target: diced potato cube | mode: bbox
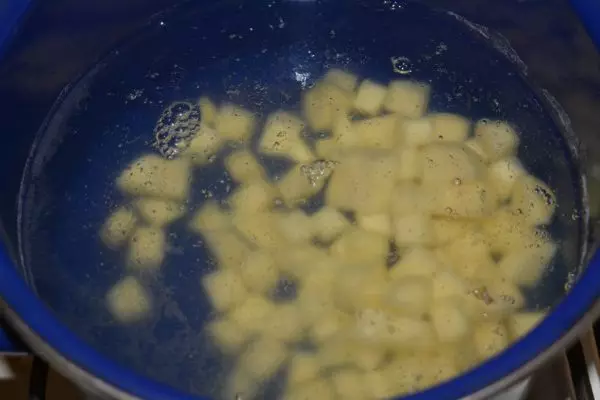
[277,164,326,206]
[106,276,151,322]
[117,154,190,201]
[207,317,249,354]
[428,181,496,218]
[431,218,473,245]
[356,213,392,236]
[401,118,434,147]
[487,157,526,202]
[354,79,387,115]
[474,119,519,161]
[431,269,471,300]
[100,207,137,249]
[311,207,350,241]
[224,368,259,400]
[326,152,396,214]
[303,82,353,132]
[464,138,490,163]
[355,308,434,347]
[239,250,279,294]
[467,274,525,317]
[351,345,386,371]
[275,245,329,280]
[230,295,274,332]
[386,276,432,316]
[330,228,389,265]
[288,353,321,386]
[497,239,556,287]
[481,208,546,254]
[278,210,314,243]
[334,265,387,311]
[389,247,439,280]
[420,143,483,187]
[438,232,494,279]
[394,214,434,246]
[429,113,470,142]
[202,268,247,312]
[315,138,345,161]
[189,201,231,234]
[395,147,423,181]
[233,212,281,248]
[127,226,166,271]
[259,111,314,163]
[384,353,459,392]
[510,175,556,225]
[134,198,184,227]
[473,320,509,359]
[324,68,359,92]
[383,80,430,117]
[352,114,400,149]
[310,310,352,343]
[391,181,426,217]
[317,339,355,369]
[285,378,336,400]
[239,338,288,381]
[430,300,470,342]
[215,103,256,142]
[296,268,338,323]
[184,124,222,165]
[228,180,277,214]
[332,369,369,400]
[198,96,218,127]
[202,230,251,269]
[506,311,546,339]
[260,303,304,343]
[364,370,401,399]
[224,149,266,183]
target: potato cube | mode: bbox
[311,207,350,241]
[239,250,279,294]
[224,368,259,400]
[464,138,490,163]
[207,317,249,354]
[474,320,509,359]
[506,311,546,339]
[354,79,387,115]
[230,295,274,332]
[127,226,166,271]
[510,175,556,225]
[420,143,482,187]
[198,96,218,127]
[428,181,496,218]
[189,201,231,234]
[364,370,401,399]
[134,198,184,227]
[356,213,392,236]
[260,303,304,343]
[233,212,281,248]
[395,147,423,181]
[324,68,359,92]
[386,276,432,316]
[326,152,396,214]
[296,268,338,323]
[466,274,525,317]
[310,309,352,343]
[202,230,251,269]
[317,339,356,369]
[401,118,434,147]
[474,119,519,161]
[334,265,387,311]
[315,138,345,161]
[351,345,386,371]
[332,369,369,400]
[215,103,256,142]
[278,210,314,243]
[184,124,222,165]
[431,270,471,300]
[383,80,430,117]
[439,232,494,279]
[106,276,151,322]
[239,338,288,381]
[429,113,470,142]
[430,300,470,342]
[497,239,556,286]
[100,207,137,249]
[352,114,400,149]
[391,181,426,217]
[330,228,389,265]
[389,247,439,280]
[481,208,545,254]
[394,214,434,246]
[384,353,458,392]
[202,269,247,312]
[285,378,336,400]
[355,308,434,347]
[277,164,326,206]
[228,180,277,214]
[259,111,314,162]
[224,149,266,183]
[117,154,190,201]
[275,245,329,280]
[487,157,526,202]
[288,353,320,387]
[431,218,473,245]
[303,82,353,132]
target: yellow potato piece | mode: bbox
[183,124,222,165]
[438,232,494,279]
[352,114,400,149]
[233,212,282,248]
[201,268,247,312]
[127,226,166,271]
[202,230,251,269]
[473,320,510,360]
[355,308,435,348]
[487,157,526,201]
[431,218,474,245]
[391,181,427,217]
[285,378,336,400]
[401,117,434,147]
[394,213,435,246]
[277,209,314,243]
[259,110,315,162]
[395,147,423,181]
[310,309,352,343]
[506,311,546,339]
[330,228,389,266]
[277,164,326,206]
[134,198,184,227]
[389,247,439,280]
[481,207,549,254]
[420,143,483,187]
[332,369,370,400]
[428,113,470,142]
[228,180,278,214]
[260,303,304,343]
[189,201,231,235]
[106,276,151,322]
[117,154,191,201]
[428,181,496,218]
[288,353,321,387]
[311,207,350,241]
[238,338,288,381]
[206,317,249,354]
[430,299,470,343]
[198,96,218,127]
[510,174,556,225]
[224,149,266,183]
[474,119,519,161]
[100,207,137,249]
[229,295,275,332]
[324,68,359,92]
[215,103,256,142]
[356,213,393,236]
[334,265,387,311]
[383,80,430,118]
[386,276,432,317]
[464,138,490,163]
[497,239,556,287]
[303,82,353,132]
[354,79,387,115]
